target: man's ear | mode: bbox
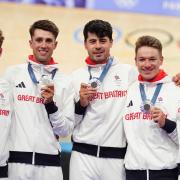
[84,41,87,50]
[135,57,137,66]
[54,41,58,49]
[0,48,2,57]
[160,56,164,65]
[29,40,33,49]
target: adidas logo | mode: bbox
[127,100,133,107]
[16,82,26,88]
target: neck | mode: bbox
[85,56,108,65]
[28,55,56,65]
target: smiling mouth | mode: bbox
[94,51,104,56]
[143,70,154,74]
[39,51,48,56]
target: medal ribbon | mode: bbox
[28,63,57,84]
[88,57,113,81]
[139,83,163,106]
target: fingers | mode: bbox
[79,83,97,107]
[172,73,180,86]
[80,83,89,89]
[41,85,54,104]
[151,107,166,127]
[41,84,54,93]
[80,83,97,96]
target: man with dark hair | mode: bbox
[70,19,137,180]
[0,29,12,180]
[123,35,179,180]
[3,20,74,180]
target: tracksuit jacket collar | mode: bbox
[85,56,117,68]
[27,55,59,73]
[138,69,171,84]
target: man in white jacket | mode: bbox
[3,20,74,180]
[123,35,179,180]
[70,19,138,180]
[0,29,12,180]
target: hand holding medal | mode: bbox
[39,75,54,104]
[89,77,101,89]
[40,84,54,104]
[142,100,152,112]
[39,74,53,88]
[79,83,97,107]
[140,83,163,113]
[151,107,167,127]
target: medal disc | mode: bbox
[89,78,100,89]
[144,103,151,112]
[91,81,98,88]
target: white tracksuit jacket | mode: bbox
[71,58,137,147]
[123,75,179,170]
[0,79,11,167]
[3,58,74,157]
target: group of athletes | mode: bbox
[0,19,180,180]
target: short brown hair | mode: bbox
[29,20,59,39]
[135,35,162,56]
[0,29,4,48]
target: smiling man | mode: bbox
[3,20,75,180]
[70,19,137,180]
[123,35,180,180]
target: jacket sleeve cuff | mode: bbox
[45,101,58,114]
[75,100,87,115]
[162,118,176,133]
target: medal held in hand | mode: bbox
[39,74,53,88]
[143,100,151,112]
[88,57,113,89]
[139,83,163,113]
[89,77,101,89]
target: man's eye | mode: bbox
[36,38,43,42]
[46,39,53,43]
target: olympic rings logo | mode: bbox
[125,28,173,47]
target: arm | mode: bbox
[151,107,178,144]
[74,83,96,126]
[42,82,75,137]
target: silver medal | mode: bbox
[38,74,54,93]
[89,78,101,89]
[39,75,53,87]
[143,100,152,112]
[143,103,151,112]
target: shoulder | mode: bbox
[5,63,27,74]
[3,64,27,82]
[128,80,139,91]
[69,66,88,82]
[54,71,73,89]
[70,66,87,76]
[112,59,137,74]
[0,78,10,88]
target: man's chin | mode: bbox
[142,75,155,81]
[93,57,107,63]
[37,58,49,64]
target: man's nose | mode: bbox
[144,60,151,67]
[41,41,47,48]
[95,42,101,49]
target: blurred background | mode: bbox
[0,0,180,75]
